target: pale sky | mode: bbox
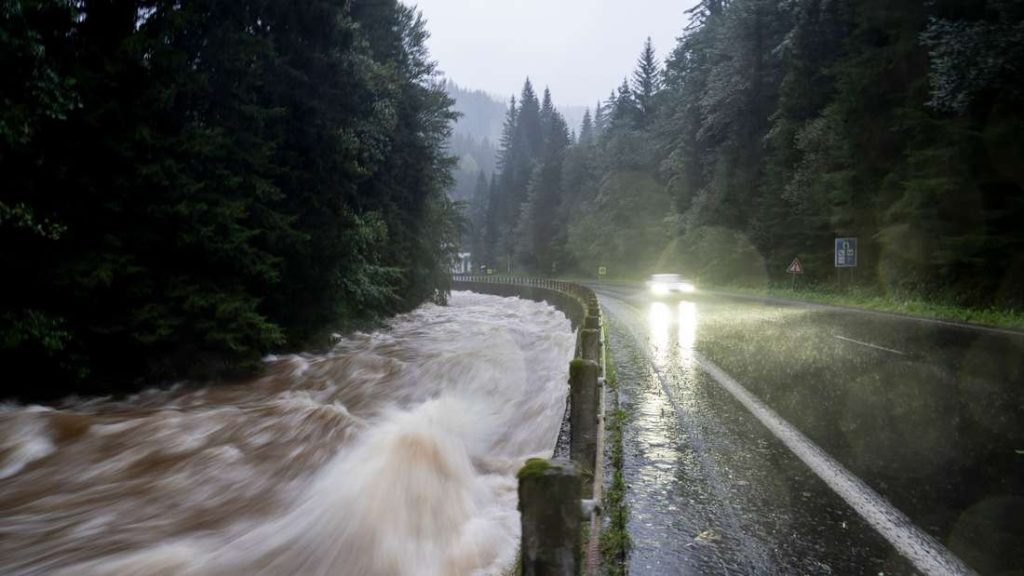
[412,0,700,107]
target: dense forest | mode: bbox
[3,0,1021,398]
[442,82,586,205]
[0,0,461,398]
[471,0,1023,308]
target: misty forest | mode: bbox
[462,0,1023,307]
[3,0,1023,395]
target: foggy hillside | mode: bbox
[445,80,590,202]
[444,80,504,201]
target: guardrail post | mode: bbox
[518,458,581,576]
[569,359,600,484]
[580,329,600,363]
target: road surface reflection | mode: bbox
[647,300,699,366]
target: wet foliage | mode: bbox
[468,1,1024,310]
[599,323,632,575]
[0,0,461,397]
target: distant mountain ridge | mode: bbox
[444,80,504,201]
[446,80,507,143]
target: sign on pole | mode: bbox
[598,266,607,277]
[787,257,803,289]
[834,238,858,268]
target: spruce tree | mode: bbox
[632,37,662,123]
[579,109,594,147]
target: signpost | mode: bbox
[598,266,607,277]
[786,257,803,289]
[834,238,858,268]
[834,237,858,286]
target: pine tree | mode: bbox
[515,86,570,271]
[517,79,543,160]
[593,100,607,137]
[632,37,662,123]
[579,109,594,147]
[612,79,638,127]
[469,170,490,269]
[497,95,518,171]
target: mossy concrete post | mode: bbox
[518,458,581,576]
[569,359,600,482]
[580,328,600,363]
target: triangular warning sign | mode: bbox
[787,258,803,274]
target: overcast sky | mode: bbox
[412,0,701,107]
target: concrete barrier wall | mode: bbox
[451,276,606,576]
[452,279,587,328]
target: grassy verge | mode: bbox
[552,273,1024,331]
[599,323,630,575]
[714,283,1024,330]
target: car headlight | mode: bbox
[651,282,669,295]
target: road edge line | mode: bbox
[831,333,907,355]
[694,353,977,576]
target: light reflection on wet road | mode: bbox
[595,283,1023,575]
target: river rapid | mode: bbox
[0,291,575,576]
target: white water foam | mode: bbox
[1,291,574,576]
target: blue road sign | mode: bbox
[835,237,858,268]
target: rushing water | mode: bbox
[0,292,575,576]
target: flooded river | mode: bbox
[0,292,575,576]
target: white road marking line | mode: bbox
[832,334,907,356]
[599,290,977,575]
[695,354,977,576]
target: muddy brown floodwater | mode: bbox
[0,292,575,576]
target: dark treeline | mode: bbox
[471,0,1023,308]
[474,81,573,274]
[1,0,460,398]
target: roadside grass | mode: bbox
[552,273,1024,331]
[599,323,631,576]
[716,283,1024,330]
[600,410,629,576]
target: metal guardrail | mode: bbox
[451,275,606,576]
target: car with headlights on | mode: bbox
[647,273,696,297]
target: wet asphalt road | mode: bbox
[591,283,1024,576]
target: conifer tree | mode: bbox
[593,100,608,137]
[0,0,462,397]
[469,170,490,271]
[579,109,595,147]
[632,37,662,123]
